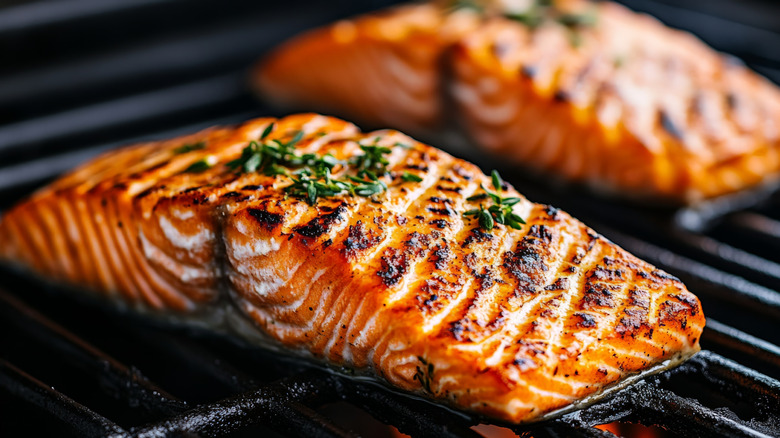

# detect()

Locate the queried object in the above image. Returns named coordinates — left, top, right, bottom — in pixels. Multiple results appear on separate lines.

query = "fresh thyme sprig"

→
left=226, top=124, right=307, bottom=176
left=284, top=168, right=354, bottom=205
left=450, top=0, right=597, bottom=45
left=463, top=170, right=525, bottom=232
left=224, top=131, right=394, bottom=205
left=184, top=156, right=215, bottom=173
left=401, top=171, right=423, bottom=183
left=173, top=141, right=206, bottom=154
left=284, top=168, right=388, bottom=205
left=351, top=138, right=392, bottom=178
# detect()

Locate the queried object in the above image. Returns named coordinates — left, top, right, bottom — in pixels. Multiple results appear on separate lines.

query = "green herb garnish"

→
left=351, top=139, right=393, bottom=178
left=227, top=130, right=419, bottom=205
left=401, top=172, right=423, bottom=183
left=285, top=169, right=353, bottom=205
left=501, top=0, right=597, bottom=46
left=226, top=127, right=304, bottom=176
left=173, top=141, right=206, bottom=154
left=184, top=157, right=214, bottom=173
left=464, top=170, right=525, bottom=232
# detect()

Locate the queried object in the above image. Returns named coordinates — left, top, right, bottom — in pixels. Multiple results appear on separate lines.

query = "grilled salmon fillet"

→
left=254, top=1, right=780, bottom=203
left=256, top=3, right=480, bottom=132
left=0, top=113, right=704, bottom=423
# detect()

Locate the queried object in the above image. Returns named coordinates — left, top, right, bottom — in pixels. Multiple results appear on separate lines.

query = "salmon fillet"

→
left=254, top=1, right=780, bottom=203
left=0, top=113, right=704, bottom=424
left=255, top=3, right=480, bottom=132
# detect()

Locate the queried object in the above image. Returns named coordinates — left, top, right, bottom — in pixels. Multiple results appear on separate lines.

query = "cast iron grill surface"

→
left=0, top=0, right=779, bottom=437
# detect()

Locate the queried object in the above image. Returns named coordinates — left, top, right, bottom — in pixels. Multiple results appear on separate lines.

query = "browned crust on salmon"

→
left=0, top=113, right=704, bottom=423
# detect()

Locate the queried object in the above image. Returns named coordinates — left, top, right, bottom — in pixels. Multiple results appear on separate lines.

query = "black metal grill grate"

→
left=1, top=1, right=779, bottom=437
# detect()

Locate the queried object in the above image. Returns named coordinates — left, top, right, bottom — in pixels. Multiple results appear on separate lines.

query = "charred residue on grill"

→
left=294, top=204, right=347, bottom=238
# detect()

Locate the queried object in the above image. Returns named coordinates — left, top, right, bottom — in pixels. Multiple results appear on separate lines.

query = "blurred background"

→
left=1, top=1, right=780, bottom=437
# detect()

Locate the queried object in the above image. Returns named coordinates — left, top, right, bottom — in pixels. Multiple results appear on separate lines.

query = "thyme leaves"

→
left=464, top=170, right=526, bottom=232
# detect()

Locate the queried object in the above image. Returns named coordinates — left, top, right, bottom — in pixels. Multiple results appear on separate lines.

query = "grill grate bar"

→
left=0, top=359, right=128, bottom=437
left=668, top=231, right=780, bottom=291
left=564, top=351, right=780, bottom=437
left=703, top=319, right=780, bottom=372
left=0, top=3, right=354, bottom=112
left=0, top=288, right=188, bottom=416
left=534, top=421, right=618, bottom=438
left=337, top=379, right=483, bottom=438
left=0, top=74, right=244, bottom=163
left=636, top=383, right=774, bottom=438
left=687, top=351, right=780, bottom=404
left=130, top=372, right=349, bottom=438
left=0, top=73, right=247, bottom=162
left=0, top=110, right=260, bottom=198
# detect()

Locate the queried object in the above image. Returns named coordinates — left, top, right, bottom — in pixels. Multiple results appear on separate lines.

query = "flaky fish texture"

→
left=254, top=1, right=780, bottom=203
left=0, top=114, right=704, bottom=423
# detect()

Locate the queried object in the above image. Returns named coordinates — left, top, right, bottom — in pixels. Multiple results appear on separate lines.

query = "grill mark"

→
left=436, top=185, right=462, bottom=193
left=378, top=232, right=434, bottom=286
left=540, top=223, right=607, bottom=362
left=294, top=204, right=347, bottom=238
left=354, top=155, right=455, bottom=291
left=441, top=208, right=525, bottom=343
left=427, top=206, right=456, bottom=216
left=429, top=219, right=449, bottom=229
left=343, top=220, right=382, bottom=258
left=248, top=208, right=284, bottom=231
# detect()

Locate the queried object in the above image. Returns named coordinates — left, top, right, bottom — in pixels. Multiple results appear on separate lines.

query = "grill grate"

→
left=1, top=0, right=780, bottom=437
